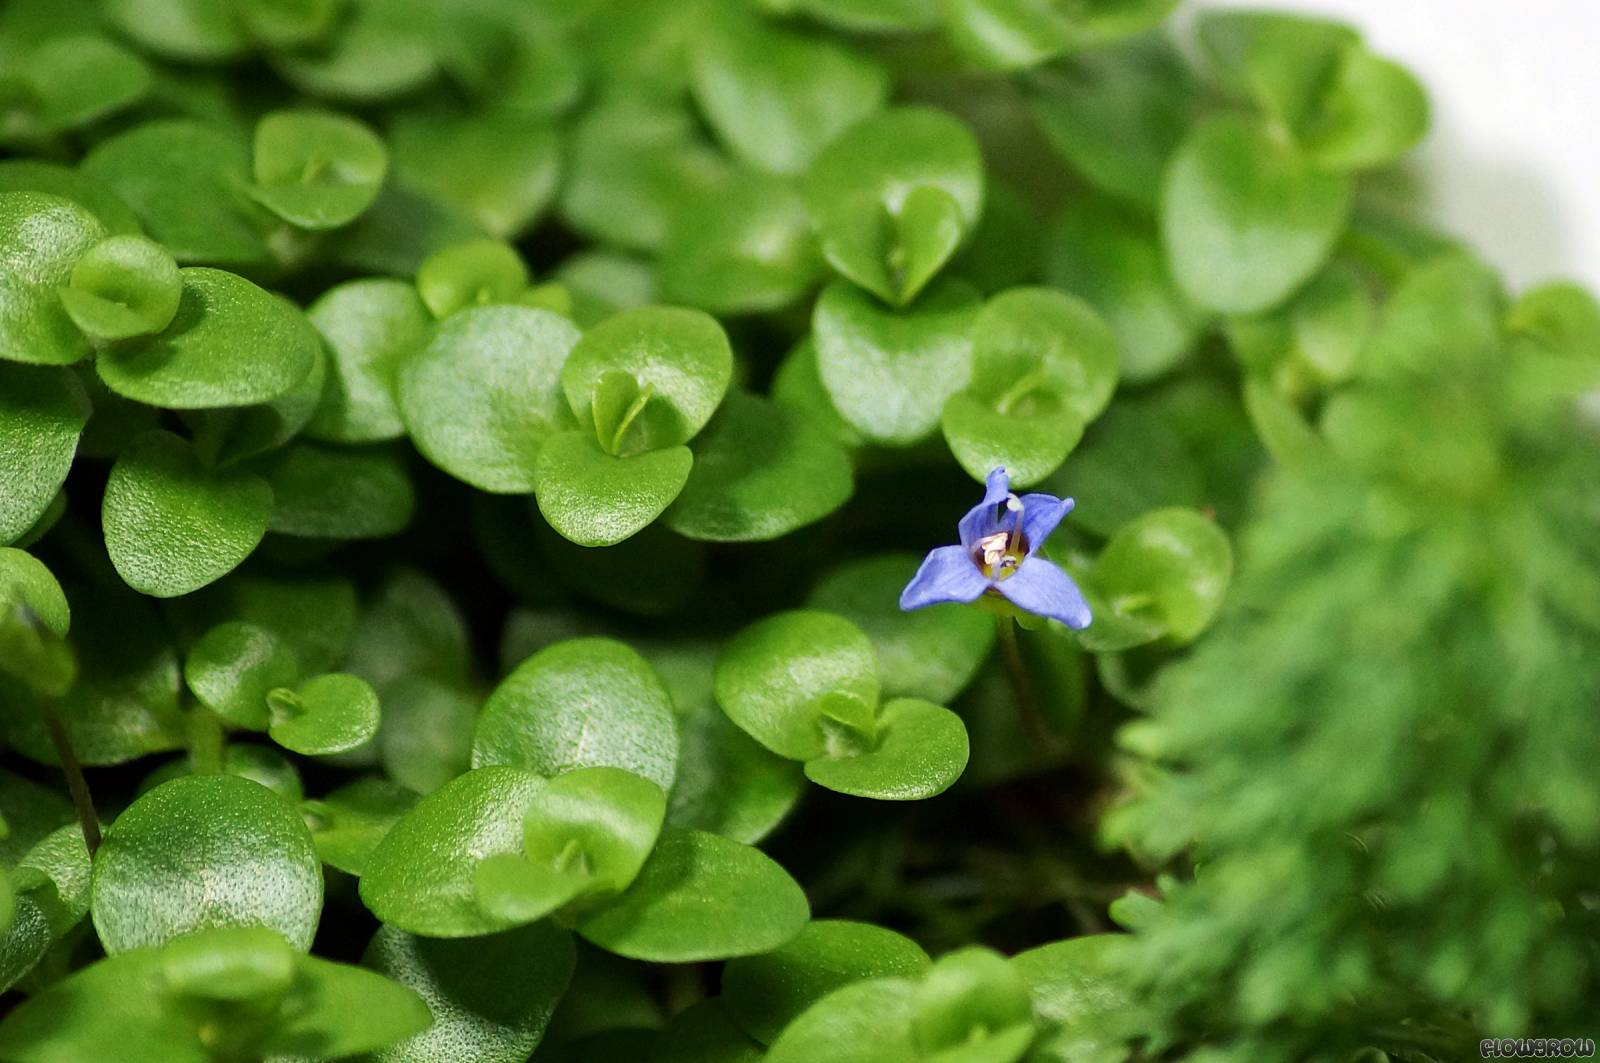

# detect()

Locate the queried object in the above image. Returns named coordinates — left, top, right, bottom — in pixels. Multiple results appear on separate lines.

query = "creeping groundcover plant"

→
left=0, top=0, right=1596, bottom=1060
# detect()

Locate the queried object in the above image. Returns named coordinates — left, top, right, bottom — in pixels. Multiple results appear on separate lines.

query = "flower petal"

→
left=957, top=466, right=1012, bottom=548
left=1019, top=494, right=1074, bottom=554
left=998, top=556, right=1092, bottom=629
left=900, top=545, right=990, bottom=611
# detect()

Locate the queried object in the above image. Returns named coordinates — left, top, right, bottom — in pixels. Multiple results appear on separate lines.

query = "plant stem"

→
left=36, top=696, right=100, bottom=856
left=189, top=706, right=225, bottom=775
left=995, top=618, right=1061, bottom=754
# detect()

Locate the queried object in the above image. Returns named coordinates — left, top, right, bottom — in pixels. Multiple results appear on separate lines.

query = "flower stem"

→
left=36, top=696, right=100, bottom=856
left=995, top=618, right=1060, bottom=753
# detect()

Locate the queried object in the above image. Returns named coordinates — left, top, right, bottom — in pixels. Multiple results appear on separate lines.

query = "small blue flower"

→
left=900, top=467, right=1092, bottom=629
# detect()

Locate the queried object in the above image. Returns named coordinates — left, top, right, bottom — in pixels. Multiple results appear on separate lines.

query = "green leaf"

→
left=273, top=1, right=438, bottom=103
left=101, top=0, right=250, bottom=62
left=345, top=569, right=473, bottom=693
left=0, top=586, right=185, bottom=766
left=812, top=278, right=979, bottom=446
left=305, top=278, right=430, bottom=444
left=1026, top=39, right=1197, bottom=208
left=376, top=676, right=478, bottom=795
left=238, top=0, right=341, bottom=49
left=764, top=977, right=918, bottom=1063
left=0, top=548, right=68, bottom=636
left=802, top=107, right=985, bottom=306
left=0, top=192, right=105, bottom=366
left=0, top=365, right=87, bottom=545
left=58, top=234, right=181, bottom=343
left=690, top=2, right=889, bottom=174
left=139, top=742, right=305, bottom=803
left=560, top=97, right=731, bottom=252
left=0, top=824, right=94, bottom=993
left=1299, top=47, right=1429, bottom=171
left=656, top=170, right=824, bottom=315
left=723, top=919, right=931, bottom=1044
left=667, top=695, right=805, bottom=845
left=1090, top=508, right=1233, bottom=646
left=173, top=569, right=357, bottom=677
left=256, top=442, right=415, bottom=540
left=390, top=108, right=561, bottom=239
left=184, top=620, right=300, bottom=731
left=577, top=828, right=810, bottom=962
left=0, top=161, right=142, bottom=235
left=562, top=305, right=734, bottom=455
left=249, top=109, right=388, bottom=230
left=911, top=947, right=1035, bottom=1059
left=943, top=286, right=1117, bottom=486
left=399, top=304, right=579, bottom=493
left=1010, top=935, right=1132, bottom=1034
left=102, top=431, right=273, bottom=598
left=416, top=238, right=529, bottom=319
left=80, top=120, right=269, bottom=267
left=477, top=767, right=667, bottom=924
left=533, top=431, right=694, bottom=548
left=664, top=391, right=853, bottom=542
left=655, top=999, right=764, bottom=1063
left=301, top=777, right=419, bottom=877
left=177, top=340, right=328, bottom=468
left=1045, top=403, right=1204, bottom=538
left=714, top=610, right=880, bottom=762
left=943, top=0, right=1073, bottom=70
left=22, top=35, right=151, bottom=133
left=359, top=765, right=547, bottom=938
left=364, top=921, right=576, bottom=1063
left=91, top=774, right=323, bottom=953
left=266, top=950, right=432, bottom=1059
left=474, top=638, right=679, bottom=793
left=1361, top=253, right=1504, bottom=379
left=268, top=672, right=380, bottom=755
left=1198, top=11, right=1359, bottom=131
left=803, top=698, right=969, bottom=801
left=788, top=0, right=940, bottom=32
left=1161, top=114, right=1353, bottom=315
left=96, top=267, right=321, bottom=409
left=808, top=554, right=995, bottom=703
left=771, top=338, right=864, bottom=449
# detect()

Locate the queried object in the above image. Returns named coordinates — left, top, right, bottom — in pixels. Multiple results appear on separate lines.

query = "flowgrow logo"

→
left=1481, top=1039, right=1596, bottom=1058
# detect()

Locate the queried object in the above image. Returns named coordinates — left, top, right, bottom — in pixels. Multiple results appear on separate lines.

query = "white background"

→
left=1192, top=0, right=1600, bottom=293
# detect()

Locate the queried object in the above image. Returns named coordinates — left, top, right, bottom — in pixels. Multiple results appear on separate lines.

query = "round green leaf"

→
left=808, top=554, right=995, bottom=703
left=101, top=0, right=250, bottom=62
left=390, top=108, right=560, bottom=239
left=359, top=765, right=547, bottom=938
left=0, top=192, right=105, bottom=366
left=1046, top=403, right=1204, bottom=537
left=690, top=2, right=889, bottom=174
left=577, top=828, right=810, bottom=962
left=102, top=431, right=273, bottom=598
left=473, top=638, right=679, bottom=793
left=138, top=742, right=304, bottom=804
left=305, top=278, right=429, bottom=443
left=264, top=951, right=432, bottom=1060
left=376, top=676, right=478, bottom=796
left=941, top=391, right=1082, bottom=491
left=533, top=431, right=694, bottom=548
left=1091, top=507, right=1233, bottom=645
left=911, top=947, right=1035, bottom=1059
left=0, top=161, right=142, bottom=236
left=302, top=777, right=419, bottom=877
left=723, top=920, right=931, bottom=1044
left=178, top=340, right=328, bottom=468
left=714, top=609, right=880, bottom=762
left=561, top=305, right=733, bottom=455
left=1198, top=11, right=1358, bottom=130
left=656, top=171, right=824, bottom=315
left=398, top=304, right=579, bottom=493
left=174, top=569, right=358, bottom=678
left=0, top=364, right=88, bottom=545
left=81, top=121, right=269, bottom=267
left=256, top=442, right=415, bottom=540
left=91, top=774, right=323, bottom=953
left=973, top=288, right=1118, bottom=423
left=789, top=0, right=940, bottom=32
left=765, top=977, right=918, bottom=1063
left=96, top=267, right=320, bottom=409
left=273, top=1, right=438, bottom=103
left=664, top=391, right=853, bottom=542
left=250, top=109, right=388, bottom=231
left=364, top=921, right=576, bottom=1063
left=771, top=337, right=863, bottom=449
left=23, top=36, right=151, bottom=133
left=184, top=620, right=300, bottom=731
left=1010, top=934, right=1132, bottom=1034
left=802, top=107, right=985, bottom=306
left=803, top=698, right=969, bottom=801
left=1300, top=47, right=1429, bottom=171
left=813, top=278, right=979, bottom=446
left=345, top=569, right=473, bottom=694
left=58, top=235, right=181, bottom=343
left=1161, top=114, right=1353, bottom=315
left=654, top=999, right=764, bottom=1063
left=1026, top=40, right=1197, bottom=208
left=415, top=239, right=529, bottom=319
left=667, top=699, right=805, bottom=845
left=269, top=672, right=380, bottom=756
left=0, top=549, right=69, bottom=637
left=1045, top=196, right=1206, bottom=383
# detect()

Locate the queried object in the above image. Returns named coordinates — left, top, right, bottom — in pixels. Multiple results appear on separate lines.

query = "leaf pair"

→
left=185, top=620, right=381, bottom=756
left=714, top=610, right=970, bottom=801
